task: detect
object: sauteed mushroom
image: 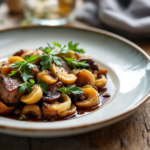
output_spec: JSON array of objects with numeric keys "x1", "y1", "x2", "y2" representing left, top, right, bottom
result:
[
  {"x1": 37, "y1": 70, "x2": 58, "y2": 85},
  {"x1": 95, "y1": 75, "x2": 107, "y2": 88},
  {"x1": 0, "y1": 102, "x2": 15, "y2": 115},
  {"x1": 21, "y1": 104, "x2": 42, "y2": 119},
  {"x1": 75, "y1": 69, "x2": 95, "y2": 87},
  {"x1": 60, "y1": 104, "x2": 76, "y2": 117},
  {"x1": 78, "y1": 58, "x2": 99, "y2": 71},
  {"x1": 47, "y1": 81, "x2": 63, "y2": 90},
  {"x1": 42, "y1": 90, "x2": 61, "y2": 103},
  {"x1": 42, "y1": 94, "x2": 71, "y2": 118},
  {"x1": 75, "y1": 85, "x2": 99, "y2": 108},
  {"x1": 21, "y1": 85, "x2": 43, "y2": 104},
  {"x1": 50, "y1": 63, "x2": 77, "y2": 85}
]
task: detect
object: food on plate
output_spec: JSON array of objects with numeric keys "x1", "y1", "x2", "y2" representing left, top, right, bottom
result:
[{"x1": 0, "y1": 41, "x2": 112, "y2": 121}]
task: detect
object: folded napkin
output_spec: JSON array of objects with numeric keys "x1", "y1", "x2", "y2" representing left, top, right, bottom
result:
[{"x1": 76, "y1": 0, "x2": 150, "y2": 39}]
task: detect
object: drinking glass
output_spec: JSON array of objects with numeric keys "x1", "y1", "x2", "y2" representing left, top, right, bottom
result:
[{"x1": 22, "y1": 0, "x2": 75, "y2": 26}]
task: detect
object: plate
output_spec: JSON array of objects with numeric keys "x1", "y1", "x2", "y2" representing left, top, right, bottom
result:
[{"x1": 0, "y1": 26, "x2": 149, "y2": 137}]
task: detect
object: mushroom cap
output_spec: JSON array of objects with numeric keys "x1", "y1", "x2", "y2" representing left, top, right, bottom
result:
[{"x1": 42, "y1": 90, "x2": 61, "y2": 103}]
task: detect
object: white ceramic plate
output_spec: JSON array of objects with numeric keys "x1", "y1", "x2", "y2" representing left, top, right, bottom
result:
[{"x1": 0, "y1": 26, "x2": 149, "y2": 137}]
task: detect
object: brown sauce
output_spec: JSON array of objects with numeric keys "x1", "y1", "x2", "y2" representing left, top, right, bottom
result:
[{"x1": 4, "y1": 74, "x2": 114, "y2": 122}]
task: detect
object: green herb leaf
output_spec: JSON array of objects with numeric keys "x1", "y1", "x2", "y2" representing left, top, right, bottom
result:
[
  {"x1": 57, "y1": 85, "x2": 83, "y2": 95},
  {"x1": 18, "y1": 82, "x2": 31, "y2": 93},
  {"x1": 23, "y1": 55, "x2": 39, "y2": 63},
  {"x1": 8, "y1": 70, "x2": 18, "y2": 77},
  {"x1": 21, "y1": 72, "x2": 33, "y2": 82},
  {"x1": 20, "y1": 64, "x2": 33, "y2": 81},
  {"x1": 39, "y1": 82, "x2": 49, "y2": 93},
  {"x1": 40, "y1": 47, "x2": 52, "y2": 54},
  {"x1": 53, "y1": 41, "x2": 61, "y2": 48},
  {"x1": 40, "y1": 54, "x2": 52, "y2": 70},
  {"x1": 10, "y1": 61, "x2": 25, "y2": 69},
  {"x1": 59, "y1": 48, "x2": 69, "y2": 54},
  {"x1": 47, "y1": 42, "x2": 53, "y2": 50},
  {"x1": 68, "y1": 41, "x2": 85, "y2": 53},
  {"x1": 53, "y1": 56, "x2": 62, "y2": 66},
  {"x1": 70, "y1": 60, "x2": 89, "y2": 68},
  {"x1": 26, "y1": 63, "x2": 37, "y2": 69},
  {"x1": 9, "y1": 55, "x2": 38, "y2": 80},
  {"x1": 29, "y1": 79, "x2": 35, "y2": 84},
  {"x1": 61, "y1": 55, "x2": 89, "y2": 68}
]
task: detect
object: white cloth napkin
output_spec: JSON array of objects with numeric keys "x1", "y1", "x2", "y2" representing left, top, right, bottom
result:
[{"x1": 76, "y1": 0, "x2": 150, "y2": 39}]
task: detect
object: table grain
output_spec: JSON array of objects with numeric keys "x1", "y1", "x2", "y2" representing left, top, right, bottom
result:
[{"x1": 0, "y1": 2, "x2": 150, "y2": 150}]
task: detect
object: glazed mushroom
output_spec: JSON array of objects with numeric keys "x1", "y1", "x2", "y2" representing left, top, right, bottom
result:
[
  {"x1": 42, "y1": 90, "x2": 61, "y2": 103},
  {"x1": 8, "y1": 56, "x2": 25, "y2": 63},
  {"x1": 60, "y1": 104, "x2": 76, "y2": 118},
  {"x1": 75, "y1": 85, "x2": 99, "y2": 108},
  {"x1": 75, "y1": 69, "x2": 95, "y2": 87},
  {"x1": 72, "y1": 69, "x2": 80, "y2": 75},
  {"x1": 95, "y1": 75, "x2": 107, "y2": 88},
  {"x1": 42, "y1": 81, "x2": 63, "y2": 103},
  {"x1": 37, "y1": 70, "x2": 58, "y2": 85},
  {"x1": 78, "y1": 58, "x2": 99, "y2": 71},
  {"x1": 47, "y1": 81, "x2": 63, "y2": 90},
  {"x1": 62, "y1": 50, "x2": 77, "y2": 59},
  {"x1": 21, "y1": 85, "x2": 43, "y2": 104},
  {"x1": 42, "y1": 94, "x2": 72, "y2": 118},
  {"x1": 50, "y1": 63, "x2": 77, "y2": 85},
  {"x1": 21, "y1": 104, "x2": 42, "y2": 119},
  {"x1": 1, "y1": 64, "x2": 13, "y2": 75},
  {"x1": 0, "y1": 102, "x2": 15, "y2": 115},
  {"x1": 61, "y1": 59, "x2": 71, "y2": 73}
]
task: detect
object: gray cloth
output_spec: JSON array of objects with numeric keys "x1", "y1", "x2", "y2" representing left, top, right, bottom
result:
[{"x1": 76, "y1": 0, "x2": 150, "y2": 39}]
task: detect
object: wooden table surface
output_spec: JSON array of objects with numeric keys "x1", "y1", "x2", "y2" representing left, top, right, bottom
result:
[{"x1": 0, "y1": 2, "x2": 150, "y2": 150}]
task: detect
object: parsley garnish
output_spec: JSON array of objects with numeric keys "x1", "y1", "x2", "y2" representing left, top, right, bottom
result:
[
  {"x1": 40, "y1": 42, "x2": 88, "y2": 70},
  {"x1": 53, "y1": 41, "x2": 62, "y2": 48},
  {"x1": 18, "y1": 79, "x2": 48, "y2": 94},
  {"x1": 40, "y1": 43, "x2": 68, "y2": 70},
  {"x1": 68, "y1": 41, "x2": 85, "y2": 54},
  {"x1": 18, "y1": 81, "x2": 32, "y2": 93},
  {"x1": 57, "y1": 85, "x2": 83, "y2": 95},
  {"x1": 8, "y1": 55, "x2": 38, "y2": 81},
  {"x1": 39, "y1": 82, "x2": 49, "y2": 94},
  {"x1": 61, "y1": 55, "x2": 89, "y2": 68}
]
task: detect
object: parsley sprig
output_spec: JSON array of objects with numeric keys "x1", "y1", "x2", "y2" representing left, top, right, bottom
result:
[
  {"x1": 8, "y1": 55, "x2": 48, "y2": 93},
  {"x1": 68, "y1": 41, "x2": 85, "y2": 54},
  {"x1": 39, "y1": 43, "x2": 68, "y2": 70},
  {"x1": 53, "y1": 41, "x2": 85, "y2": 54},
  {"x1": 8, "y1": 55, "x2": 38, "y2": 81},
  {"x1": 61, "y1": 55, "x2": 89, "y2": 68},
  {"x1": 40, "y1": 42, "x2": 89, "y2": 69},
  {"x1": 18, "y1": 79, "x2": 48, "y2": 93},
  {"x1": 57, "y1": 85, "x2": 83, "y2": 95}
]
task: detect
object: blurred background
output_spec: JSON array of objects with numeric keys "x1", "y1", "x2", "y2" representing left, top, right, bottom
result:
[
  {"x1": 0, "y1": 0, "x2": 84, "y2": 29},
  {"x1": 1, "y1": 0, "x2": 150, "y2": 40}
]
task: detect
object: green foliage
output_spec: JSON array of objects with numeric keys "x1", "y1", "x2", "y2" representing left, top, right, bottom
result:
[{"x1": 57, "y1": 85, "x2": 83, "y2": 95}]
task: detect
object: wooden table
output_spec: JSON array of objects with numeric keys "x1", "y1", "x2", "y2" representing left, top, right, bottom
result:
[{"x1": 0, "y1": 2, "x2": 150, "y2": 150}]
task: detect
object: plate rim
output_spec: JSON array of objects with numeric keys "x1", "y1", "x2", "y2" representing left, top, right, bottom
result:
[{"x1": 0, "y1": 25, "x2": 149, "y2": 132}]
